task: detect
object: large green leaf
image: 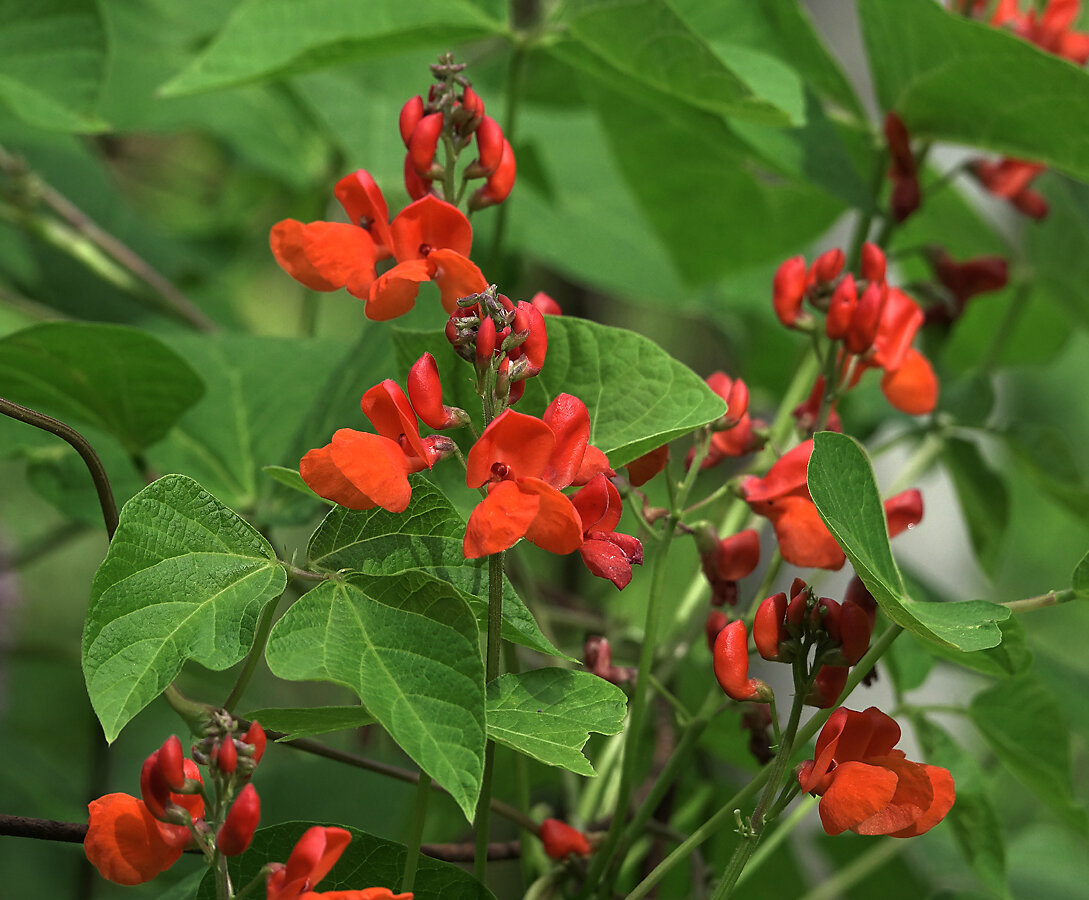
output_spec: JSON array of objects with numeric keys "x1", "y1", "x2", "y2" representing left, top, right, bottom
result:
[
  {"x1": 306, "y1": 478, "x2": 561, "y2": 657},
  {"x1": 859, "y1": 0, "x2": 1089, "y2": 181},
  {"x1": 916, "y1": 717, "x2": 1012, "y2": 900},
  {"x1": 969, "y1": 672, "x2": 1089, "y2": 833},
  {"x1": 943, "y1": 436, "x2": 1009, "y2": 571},
  {"x1": 0, "y1": 323, "x2": 204, "y2": 455},
  {"x1": 265, "y1": 572, "x2": 486, "y2": 820},
  {"x1": 808, "y1": 431, "x2": 1010, "y2": 651},
  {"x1": 1002, "y1": 421, "x2": 1089, "y2": 519},
  {"x1": 161, "y1": 0, "x2": 504, "y2": 97},
  {"x1": 564, "y1": 0, "x2": 795, "y2": 126},
  {"x1": 82, "y1": 475, "x2": 287, "y2": 742},
  {"x1": 0, "y1": 0, "x2": 108, "y2": 131},
  {"x1": 196, "y1": 821, "x2": 493, "y2": 900},
  {"x1": 486, "y1": 669, "x2": 626, "y2": 775}
]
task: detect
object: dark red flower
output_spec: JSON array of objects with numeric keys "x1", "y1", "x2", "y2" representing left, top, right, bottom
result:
[
  {"x1": 798, "y1": 707, "x2": 955, "y2": 837},
  {"x1": 884, "y1": 112, "x2": 920, "y2": 222},
  {"x1": 570, "y1": 473, "x2": 643, "y2": 589},
  {"x1": 970, "y1": 158, "x2": 1049, "y2": 220},
  {"x1": 540, "y1": 818, "x2": 592, "y2": 859}
]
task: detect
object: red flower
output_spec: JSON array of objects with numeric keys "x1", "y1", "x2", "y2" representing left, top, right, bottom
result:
[
  {"x1": 541, "y1": 818, "x2": 592, "y2": 859},
  {"x1": 697, "y1": 372, "x2": 763, "y2": 466},
  {"x1": 463, "y1": 395, "x2": 599, "y2": 558},
  {"x1": 300, "y1": 379, "x2": 449, "y2": 513},
  {"x1": 884, "y1": 113, "x2": 920, "y2": 222},
  {"x1": 712, "y1": 619, "x2": 771, "y2": 702},
  {"x1": 798, "y1": 707, "x2": 955, "y2": 837},
  {"x1": 970, "y1": 158, "x2": 1049, "y2": 220},
  {"x1": 990, "y1": 0, "x2": 1089, "y2": 63},
  {"x1": 266, "y1": 826, "x2": 413, "y2": 900},
  {"x1": 270, "y1": 170, "x2": 488, "y2": 320},
  {"x1": 571, "y1": 473, "x2": 643, "y2": 589}
]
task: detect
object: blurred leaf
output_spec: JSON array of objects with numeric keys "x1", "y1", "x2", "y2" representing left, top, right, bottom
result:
[
  {"x1": 149, "y1": 335, "x2": 350, "y2": 513},
  {"x1": 943, "y1": 436, "x2": 1008, "y2": 571},
  {"x1": 306, "y1": 478, "x2": 562, "y2": 658},
  {"x1": 1008, "y1": 823, "x2": 1089, "y2": 900},
  {"x1": 1002, "y1": 421, "x2": 1089, "y2": 519},
  {"x1": 265, "y1": 572, "x2": 486, "y2": 820},
  {"x1": 885, "y1": 631, "x2": 934, "y2": 692},
  {"x1": 669, "y1": 0, "x2": 864, "y2": 117},
  {"x1": 916, "y1": 717, "x2": 1012, "y2": 900},
  {"x1": 261, "y1": 464, "x2": 323, "y2": 499},
  {"x1": 486, "y1": 669, "x2": 626, "y2": 775},
  {"x1": 0, "y1": 322, "x2": 204, "y2": 454},
  {"x1": 564, "y1": 0, "x2": 796, "y2": 126},
  {"x1": 860, "y1": 0, "x2": 1089, "y2": 180},
  {"x1": 0, "y1": 0, "x2": 108, "y2": 131},
  {"x1": 83, "y1": 475, "x2": 287, "y2": 742},
  {"x1": 243, "y1": 705, "x2": 374, "y2": 739},
  {"x1": 969, "y1": 672, "x2": 1089, "y2": 833},
  {"x1": 196, "y1": 821, "x2": 494, "y2": 900},
  {"x1": 1073, "y1": 549, "x2": 1089, "y2": 597},
  {"x1": 938, "y1": 373, "x2": 996, "y2": 427},
  {"x1": 161, "y1": 0, "x2": 504, "y2": 97},
  {"x1": 809, "y1": 431, "x2": 1010, "y2": 651},
  {"x1": 1025, "y1": 175, "x2": 1089, "y2": 331}
]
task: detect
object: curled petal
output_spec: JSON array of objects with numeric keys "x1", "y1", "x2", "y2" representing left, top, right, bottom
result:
[
  {"x1": 360, "y1": 379, "x2": 426, "y2": 460},
  {"x1": 334, "y1": 170, "x2": 393, "y2": 256},
  {"x1": 463, "y1": 480, "x2": 539, "y2": 558},
  {"x1": 580, "y1": 535, "x2": 640, "y2": 589},
  {"x1": 571, "y1": 473, "x2": 622, "y2": 535},
  {"x1": 326, "y1": 430, "x2": 413, "y2": 513},
  {"x1": 390, "y1": 195, "x2": 473, "y2": 261},
  {"x1": 429, "y1": 249, "x2": 488, "y2": 313},
  {"x1": 85, "y1": 794, "x2": 182, "y2": 885},
  {"x1": 366, "y1": 259, "x2": 431, "y2": 321},
  {"x1": 881, "y1": 349, "x2": 938, "y2": 415},
  {"x1": 887, "y1": 765, "x2": 956, "y2": 837},
  {"x1": 871, "y1": 288, "x2": 924, "y2": 373}
]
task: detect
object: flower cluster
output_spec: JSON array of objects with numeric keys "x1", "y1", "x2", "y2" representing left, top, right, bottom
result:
[
  {"x1": 773, "y1": 242, "x2": 938, "y2": 417},
  {"x1": 266, "y1": 826, "x2": 412, "y2": 900}
]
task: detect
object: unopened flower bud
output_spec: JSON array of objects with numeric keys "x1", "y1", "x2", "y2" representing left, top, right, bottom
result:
[
  {"x1": 860, "y1": 242, "x2": 887, "y2": 284},
  {"x1": 399, "y1": 95, "x2": 425, "y2": 148},
  {"x1": 217, "y1": 736, "x2": 237, "y2": 775},
  {"x1": 810, "y1": 247, "x2": 845, "y2": 284},
  {"x1": 541, "y1": 818, "x2": 591, "y2": 859},
  {"x1": 157, "y1": 736, "x2": 186, "y2": 792},
  {"x1": 753, "y1": 592, "x2": 789, "y2": 661},
  {"x1": 408, "y1": 113, "x2": 444, "y2": 177},
  {"x1": 713, "y1": 620, "x2": 772, "y2": 703},
  {"x1": 217, "y1": 783, "x2": 260, "y2": 857},
  {"x1": 773, "y1": 256, "x2": 808, "y2": 327}
]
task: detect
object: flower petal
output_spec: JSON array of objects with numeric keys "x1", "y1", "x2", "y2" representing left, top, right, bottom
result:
[
  {"x1": 334, "y1": 170, "x2": 393, "y2": 257},
  {"x1": 465, "y1": 409, "x2": 555, "y2": 488},
  {"x1": 328, "y1": 429, "x2": 413, "y2": 513},
  {"x1": 571, "y1": 473, "x2": 622, "y2": 535},
  {"x1": 519, "y1": 477, "x2": 585, "y2": 555},
  {"x1": 881, "y1": 348, "x2": 938, "y2": 415},
  {"x1": 541, "y1": 394, "x2": 591, "y2": 488},
  {"x1": 428, "y1": 248, "x2": 488, "y2": 313},
  {"x1": 390, "y1": 195, "x2": 473, "y2": 261},
  {"x1": 360, "y1": 380, "x2": 426, "y2": 461},
  {"x1": 85, "y1": 794, "x2": 182, "y2": 885},
  {"x1": 850, "y1": 755, "x2": 933, "y2": 835},
  {"x1": 300, "y1": 443, "x2": 377, "y2": 510},
  {"x1": 366, "y1": 259, "x2": 432, "y2": 321},
  {"x1": 579, "y1": 537, "x2": 635, "y2": 589},
  {"x1": 886, "y1": 764, "x2": 955, "y2": 837},
  {"x1": 270, "y1": 220, "x2": 377, "y2": 298},
  {"x1": 463, "y1": 480, "x2": 538, "y2": 558},
  {"x1": 766, "y1": 496, "x2": 846, "y2": 570},
  {"x1": 818, "y1": 761, "x2": 899, "y2": 836}
]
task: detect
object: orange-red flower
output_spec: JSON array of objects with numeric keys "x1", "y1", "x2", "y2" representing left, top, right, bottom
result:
[
  {"x1": 270, "y1": 170, "x2": 487, "y2": 320},
  {"x1": 266, "y1": 826, "x2": 412, "y2": 900},
  {"x1": 540, "y1": 818, "x2": 592, "y2": 859},
  {"x1": 798, "y1": 707, "x2": 955, "y2": 837},
  {"x1": 463, "y1": 395, "x2": 609, "y2": 558},
  {"x1": 570, "y1": 472, "x2": 643, "y2": 589},
  {"x1": 301, "y1": 378, "x2": 450, "y2": 513},
  {"x1": 989, "y1": 0, "x2": 1089, "y2": 62}
]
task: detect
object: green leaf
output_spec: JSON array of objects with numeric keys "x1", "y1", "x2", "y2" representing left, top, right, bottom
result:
[
  {"x1": 243, "y1": 705, "x2": 374, "y2": 740},
  {"x1": 969, "y1": 672, "x2": 1089, "y2": 833},
  {"x1": 808, "y1": 431, "x2": 1010, "y2": 651},
  {"x1": 82, "y1": 475, "x2": 287, "y2": 742},
  {"x1": 0, "y1": 323, "x2": 204, "y2": 455},
  {"x1": 1003, "y1": 421, "x2": 1089, "y2": 519},
  {"x1": 928, "y1": 617, "x2": 1033, "y2": 678},
  {"x1": 196, "y1": 821, "x2": 494, "y2": 900},
  {"x1": 486, "y1": 669, "x2": 627, "y2": 776},
  {"x1": 943, "y1": 436, "x2": 1009, "y2": 570},
  {"x1": 0, "y1": 0, "x2": 109, "y2": 131},
  {"x1": 859, "y1": 0, "x2": 1089, "y2": 181},
  {"x1": 262, "y1": 464, "x2": 327, "y2": 500},
  {"x1": 265, "y1": 572, "x2": 486, "y2": 820},
  {"x1": 1073, "y1": 549, "x2": 1089, "y2": 597},
  {"x1": 306, "y1": 478, "x2": 562, "y2": 658},
  {"x1": 916, "y1": 717, "x2": 1012, "y2": 900},
  {"x1": 161, "y1": 0, "x2": 504, "y2": 97}
]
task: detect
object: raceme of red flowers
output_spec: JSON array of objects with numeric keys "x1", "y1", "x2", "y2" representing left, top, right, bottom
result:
[
  {"x1": 798, "y1": 706, "x2": 955, "y2": 837},
  {"x1": 270, "y1": 171, "x2": 487, "y2": 321},
  {"x1": 266, "y1": 826, "x2": 412, "y2": 900}
]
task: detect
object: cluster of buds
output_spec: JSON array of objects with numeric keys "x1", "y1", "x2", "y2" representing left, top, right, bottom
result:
[
  {"x1": 754, "y1": 578, "x2": 874, "y2": 707},
  {"x1": 399, "y1": 53, "x2": 515, "y2": 210},
  {"x1": 446, "y1": 284, "x2": 547, "y2": 408},
  {"x1": 773, "y1": 242, "x2": 938, "y2": 417}
]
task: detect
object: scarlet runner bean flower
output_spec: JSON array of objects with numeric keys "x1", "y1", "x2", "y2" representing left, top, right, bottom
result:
[
  {"x1": 712, "y1": 619, "x2": 772, "y2": 703},
  {"x1": 266, "y1": 826, "x2": 413, "y2": 900},
  {"x1": 698, "y1": 527, "x2": 761, "y2": 607},
  {"x1": 925, "y1": 249, "x2": 1009, "y2": 324},
  {"x1": 570, "y1": 472, "x2": 644, "y2": 589},
  {"x1": 300, "y1": 373, "x2": 454, "y2": 513},
  {"x1": 540, "y1": 818, "x2": 592, "y2": 859},
  {"x1": 798, "y1": 706, "x2": 955, "y2": 837}
]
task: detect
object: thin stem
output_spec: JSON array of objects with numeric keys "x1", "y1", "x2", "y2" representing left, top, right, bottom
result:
[
  {"x1": 0, "y1": 397, "x2": 118, "y2": 539},
  {"x1": 223, "y1": 591, "x2": 286, "y2": 712},
  {"x1": 474, "y1": 550, "x2": 506, "y2": 882},
  {"x1": 979, "y1": 281, "x2": 1031, "y2": 374},
  {"x1": 795, "y1": 839, "x2": 902, "y2": 900},
  {"x1": 647, "y1": 673, "x2": 691, "y2": 724},
  {"x1": 734, "y1": 795, "x2": 816, "y2": 888},
  {"x1": 401, "y1": 773, "x2": 432, "y2": 893},
  {"x1": 1003, "y1": 588, "x2": 1076, "y2": 613},
  {"x1": 0, "y1": 144, "x2": 216, "y2": 333}
]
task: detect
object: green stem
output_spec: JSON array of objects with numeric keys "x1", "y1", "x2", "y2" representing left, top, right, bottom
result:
[
  {"x1": 474, "y1": 550, "x2": 505, "y2": 883},
  {"x1": 402, "y1": 773, "x2": 432, "y2": 893},
  {"x1": 1003, "y1": 588, "x2": 1076, "y2": 613},
  {"x1": 795, "y1": 839, "x2": 902, "y2": 900},
  {"x1": 734, "y1": 795, "x2": 815, "y2": 889},
  {"x1": 223, "y1": 591, "x2": 286, "y2": 712},
  {"x1": 979, "y1": 281, "x2": 1031, "y2": 374},
  {"x1": 624, "y1": 624, "x2": 902, "y2": 900},
  {"x1": 0, "y1": 397, "x2": 118, "y2": 539}
]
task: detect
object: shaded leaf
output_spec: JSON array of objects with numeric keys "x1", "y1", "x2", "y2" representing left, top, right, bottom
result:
[
  {"x1": 196, "y1": 821, "x2": 494, "y2": 900},
  {"x1": 943, "y1": 436, "x2": 1009, "y2": 570},
  {"x1": 243, "y1": 705, "x2": 374, "y2": 740},
  {"x1": 0, "y1": 323, "x2": 204, "y2": 455},
  {"x1": 1003, "y1": 421, "x2": 1089, "y2": 519},
  {"x1": 265, "y1": 572, "x2": 486, "y2": 820},
  {"x1": 82, "y1": 475, "x2": 287, "y2": 742},
  {"x1": 486, "y1": 669, "x2": 626, "y2": 775},
  {"x1": 860, "y1": 0, "x2": 1089, "y2": 181},
  {"x1": 306, "y1": 478, "x2": 561, "y2": 658},
  {"x1": 161, "y1": 0, "x2": 503, "y2": 97},
  {"x1": 1073, "y1": 549, "x2": 1089, "y2": 597},
  {"x1": 809, "y1": 431, "x2": 1010, "y2": 651}
]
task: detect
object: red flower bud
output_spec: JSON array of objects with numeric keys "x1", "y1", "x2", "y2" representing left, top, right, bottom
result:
[
  {"x1": 140, "y1": 751, "x2": 172, "y2": 821},
  {"x1": 461, "y1": 86, "x2": 485, "y2": 130},
  {"x1": 825, "y1": 274, "x2": 857, "y2": 340},
  {"x1": 408, "y1": 352, "x2": 467, "y2": 431},
  {"x1": 243, "y1": 721, "x2": 266, "y2": 765},
  {"x1": 157, "y1": 736, "x2": 186, "y2": 792},
  {"x1": 860, "y1": 242, "x2": 887, "y2": 284},
  {"x1": 810, "y1": 247, "x2": 845, "y2": 284},
  {"x1": 508, "y1": 301, "x2": 547, "y2": 377},
  {"x1": 713, "y1": 620, "x2": 771, "y2": 703},
  {"x1": 476, "y1": 315, "x2": 496, "y2": 362},
  {"x1": 398, "y1": 95, "x2": 424, "y2": 148},
  {"x1": 845, "y1": 282, "x2": 886, "y2": 355},
  {"x1": 807, "y1": 665, "x2": 849, "y2": 708},
  {"x1": 217, "y1": 783, "x2": 260, "y2": 857},
  {"x1": 812, "y1": 597, "x2": 842, "y2": 643},
  {"x1": 753, "y1": 592, "x2": 789, "y2": 661},
  {"x1": 713, "y1": 529, "x2": 761, "y2": 582},
  {"x1": 773, "y1": 255, "x2": 808, "y2": 327},
  {"x1": 408, "y1": 112, "x2": 444, "y2": 176},
  {"x1": 626, "y1": 444, "x2": 669, "y2": 487},
  {"x1": 530, "y1": 291, "x2": 562, "y2": 316},
  {"x1": 705, "y1": 609, "x2": 729, "y2": 651},
  {"x1": 844, "y1": 576, "x2": 877, "y2": 629},
  {"x1": 403, "y1": 153, "x2": 432, "y2": 201},
  {"x1": 839, "y1": 601, "x2": 872, "y2": 665},
  {"x1": 217, "y1": 736, "x2": 237, "y2": 775},
  {"x1": 885, "y1": 488, "x2": 923, "y2": 537},
  {"x1": 541, "y1": 818, "x2": 591, "y2": 859},
  {"x1": 785, "y1": 588, "x2": 809, "y2": 636},
  {"x1": 474, "y1": 115, "x2": 505, "y2": 176},
  {"x1": 470, "y1": 138, "x2": 516, "y2": 211}
]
